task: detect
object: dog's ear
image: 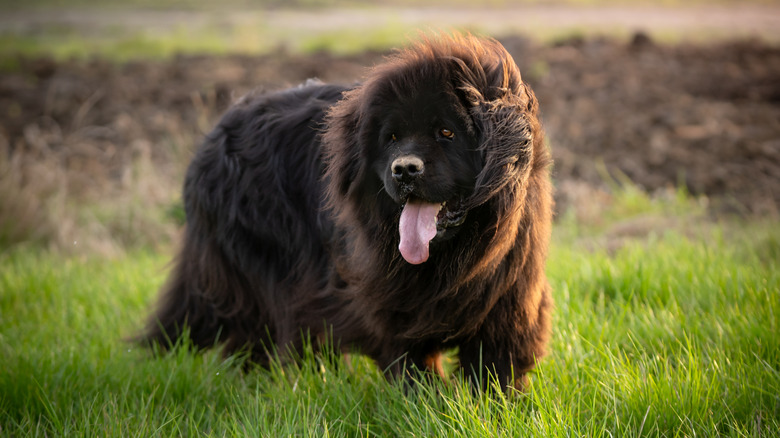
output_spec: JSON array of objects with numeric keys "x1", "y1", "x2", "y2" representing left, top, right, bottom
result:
[{"x1": 459, "y1": 78, "x2": 538, "y2": 207}]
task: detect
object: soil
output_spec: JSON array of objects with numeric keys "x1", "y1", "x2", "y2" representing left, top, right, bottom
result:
[{"x1": 1, "y1": 33, "x2": 779, "y2": 221}]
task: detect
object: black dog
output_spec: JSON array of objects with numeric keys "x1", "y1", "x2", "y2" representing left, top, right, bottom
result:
[{"x1": 143, "y1": 34, "x2": 553, "y2": 390}]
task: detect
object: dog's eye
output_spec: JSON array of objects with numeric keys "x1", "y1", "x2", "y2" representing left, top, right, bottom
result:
[
  {"x1": 391, "y1": 134, "x2": 397, "y2": 142},
  {"x1": 439, "y1": 128, "x2": 455, "y2": 139}
]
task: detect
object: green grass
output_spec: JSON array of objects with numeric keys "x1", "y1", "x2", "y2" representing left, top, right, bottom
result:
[
  {"x1": 0, "y1": 27, "x2": 238, "y2": 63},
  {"x1": 0, "y1": 16, "x2": 417, "y2": 63},
  {"x1": 3, "y1": 1, "x2": 777, "y2": 64},
  {"x1": 1, "y1": 192, "x2": 779, "y2": 435}
]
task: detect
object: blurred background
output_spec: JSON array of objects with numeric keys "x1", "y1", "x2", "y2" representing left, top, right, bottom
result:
[{"x1": 1, "y1": 0, "x2": 778, "y2": 255}]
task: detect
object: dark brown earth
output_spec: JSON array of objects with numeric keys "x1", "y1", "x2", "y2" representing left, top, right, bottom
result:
[{"x1": 1, "y1": 34, "x2": 779, "y2": 249}]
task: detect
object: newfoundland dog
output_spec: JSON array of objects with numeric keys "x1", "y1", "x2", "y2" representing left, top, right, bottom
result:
[{"x1": 142, "y1": 34, "x2": 553, "y2": 391}]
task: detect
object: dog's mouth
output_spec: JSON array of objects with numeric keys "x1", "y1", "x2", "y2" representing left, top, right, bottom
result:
[
  {"x1": 398, "y1": 196, "x2": 467, "y2": 265},
  {"x1": 436, "y1": 198, "x2": 468, "y2": 232}
]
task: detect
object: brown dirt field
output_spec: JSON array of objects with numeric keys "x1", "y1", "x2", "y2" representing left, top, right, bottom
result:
[{"x1": 1, "y1": 33, "x2": 779, "y2": 249}]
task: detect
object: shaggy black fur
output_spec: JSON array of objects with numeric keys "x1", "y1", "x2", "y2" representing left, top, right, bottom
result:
[{"x1": 142, "y1": 35, "x2": 553, "y2": 391}]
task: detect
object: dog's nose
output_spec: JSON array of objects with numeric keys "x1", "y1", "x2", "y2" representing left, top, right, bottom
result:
[{"x1": 391, "y1": 155, "x2": 424, "y2": 183}]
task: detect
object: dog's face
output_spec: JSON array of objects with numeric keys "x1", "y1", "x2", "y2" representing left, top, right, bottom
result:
[
  {"x1": 365, "y1": 75, "x2": 483, "y2": 264},
  {"x1": 324, "y1": 36, "x2": 542, "y2": 266}
]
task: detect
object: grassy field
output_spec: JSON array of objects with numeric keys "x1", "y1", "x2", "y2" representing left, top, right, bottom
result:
[
  {"x1": 1, "y1": 2, "x2": 779, "y2": 434},
  {"x1": 2, "y1": 1, "x2": 778, "y2": 63},
  {"x1": 1, "y1": 189, "x2": 778, "y2": 436}
]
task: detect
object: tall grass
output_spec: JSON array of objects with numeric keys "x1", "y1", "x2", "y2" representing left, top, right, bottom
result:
[
  {"x1": 1, "y1": 191, "x2": 778, "y2": 435},
  {"x1": 0, "y1": 84, "x2": 200, "y2": 255}
]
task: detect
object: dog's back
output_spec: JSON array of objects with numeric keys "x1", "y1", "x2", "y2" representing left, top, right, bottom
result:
[{"x1": 142, "y1": 82, "x2": 350, "y2": 362}]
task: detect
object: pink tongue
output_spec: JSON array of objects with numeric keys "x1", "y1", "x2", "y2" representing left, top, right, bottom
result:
[{"x1": 398, "y1": 200, "x2": 441, "y2": 264}]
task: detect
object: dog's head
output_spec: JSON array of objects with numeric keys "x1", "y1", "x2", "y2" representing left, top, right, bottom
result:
[{"x1": 324, "y1": 34, "x2": 547, "y2": 265}]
